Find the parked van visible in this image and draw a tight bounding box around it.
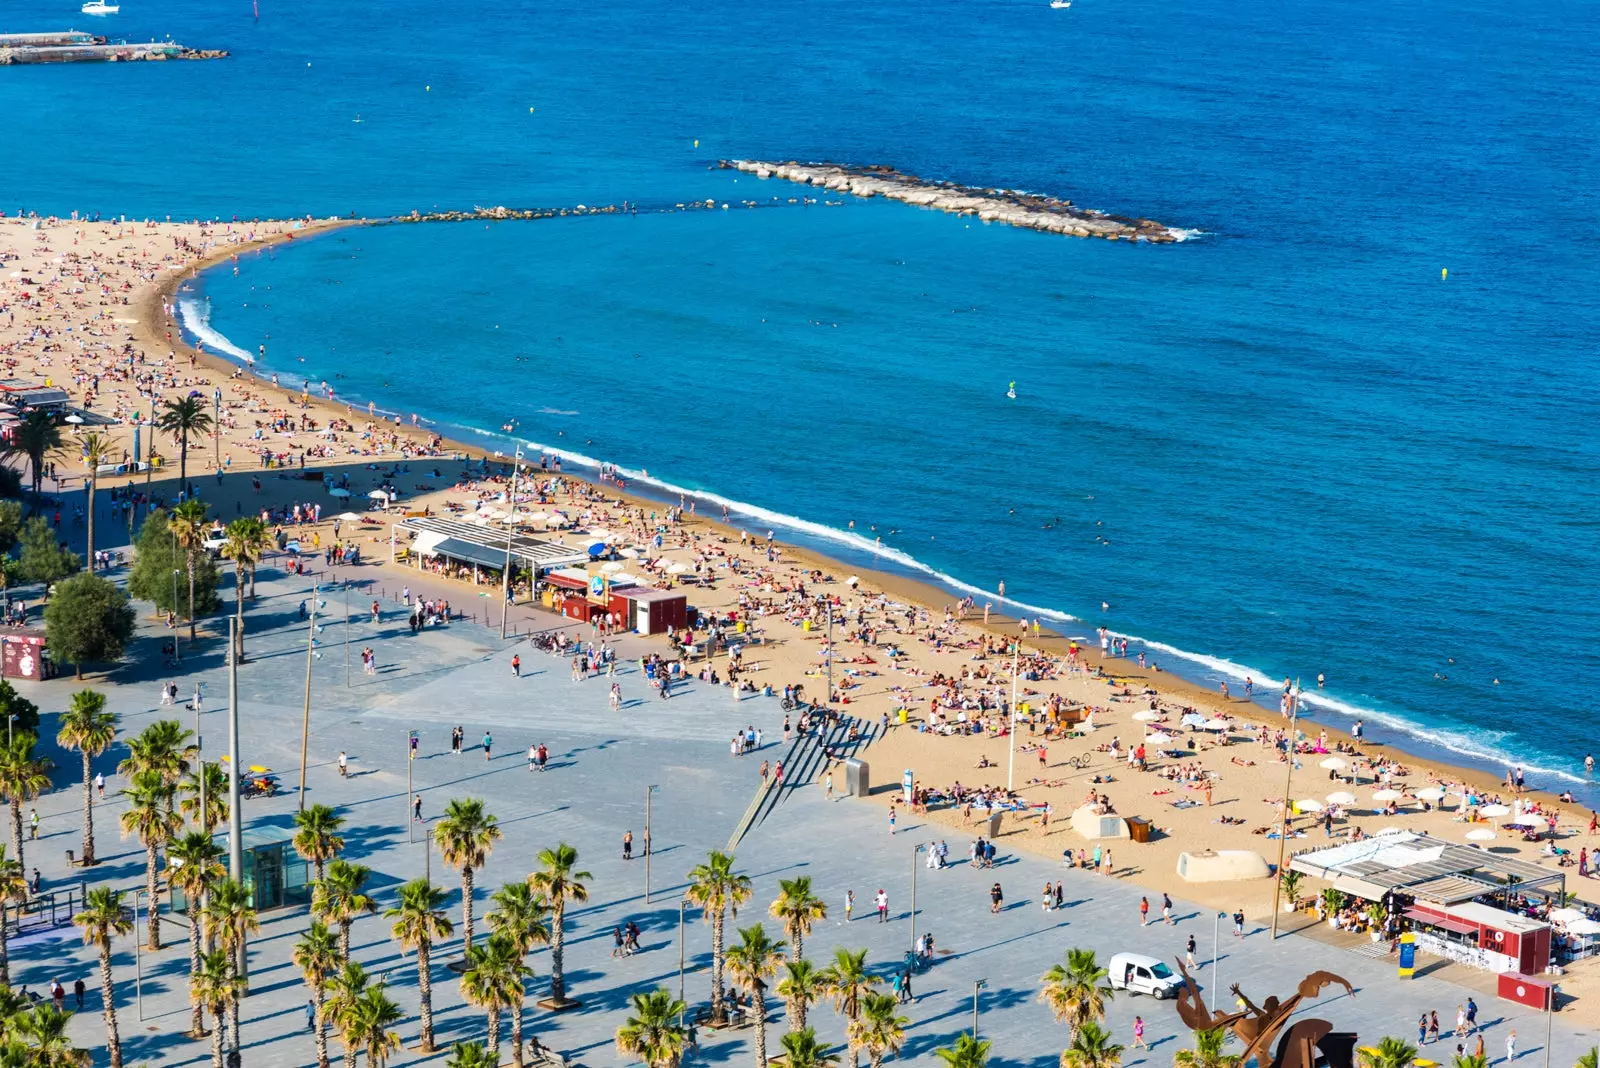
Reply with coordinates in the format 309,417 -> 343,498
1107,952 -> 1183,999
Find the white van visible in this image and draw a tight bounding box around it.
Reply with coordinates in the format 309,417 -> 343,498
1107,953 -> 1184,999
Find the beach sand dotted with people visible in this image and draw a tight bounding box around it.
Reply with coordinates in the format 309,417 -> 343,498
4,212 -> 1597,1004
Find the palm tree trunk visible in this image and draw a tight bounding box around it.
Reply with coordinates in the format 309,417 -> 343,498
179,434 -> 189,496
550,899 -> 566,1003
0,902 -> 9,987
101,947 -> 123,1068
188,911 -> 205,1036
461,865 -> 475,953
313,982 -> 331,1068
187,555 -> 197,642
417,939 -> 435,1053
81,749 -> 97,865
248,563 -> 257,600
339,918 -> 351,961
146,841 -> 161,950
792,927 -> 803,962
229,986 -> 242,1055
343,1038 -> 357,1068
710,910 -> 726,1024
752,993 -> 767,1068
511,993 -> 524,1067
233,564 -> 246,662
211,1011 -> 225,1068
10,798 -> 23,875
86,476 -> 97,571
486,1006 -> 502,1058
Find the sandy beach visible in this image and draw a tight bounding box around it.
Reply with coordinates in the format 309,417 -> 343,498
4,212 -> 1597,1002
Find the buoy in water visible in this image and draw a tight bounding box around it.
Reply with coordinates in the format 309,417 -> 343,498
1006,380 -> 1017,399
1441,268 -> 1448,280
694,139 -> 700,148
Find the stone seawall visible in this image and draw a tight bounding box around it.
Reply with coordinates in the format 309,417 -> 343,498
721,160 -> 1181,242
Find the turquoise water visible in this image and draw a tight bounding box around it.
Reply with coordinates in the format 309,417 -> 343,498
6,0 -> 1598,788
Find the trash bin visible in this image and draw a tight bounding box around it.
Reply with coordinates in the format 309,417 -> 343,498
1127,817 -> 1152,844
844,758 -> 869,798
987,811 -> 1004,838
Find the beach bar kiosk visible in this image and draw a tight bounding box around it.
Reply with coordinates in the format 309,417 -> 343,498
618,588 -> 688,635
172,829 -> 310,914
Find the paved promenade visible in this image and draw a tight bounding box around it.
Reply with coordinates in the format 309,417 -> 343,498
12,549 -> 1597,1068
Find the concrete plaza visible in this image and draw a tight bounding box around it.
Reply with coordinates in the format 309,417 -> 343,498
12,550 -> 1597,1068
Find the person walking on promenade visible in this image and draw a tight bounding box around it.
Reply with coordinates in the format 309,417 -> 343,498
990,882 -> 1004,913
536,743 -> 548,772
1140,897 -> 1150,926
1505,1030 -> 1516,1063
1163,893 -> 1175,925
482,731 -> 493,760
1233,908 -> 1245,938
412,794 -> 423,823
512,654 -> 521,677
1186,934 -> 1197,969
1465,997 -> 1478,1033
338,751 -> 348,777
875,889 -> 888,923
623,831 -> 633,860
844,889 -> 854,923
1133,1017 -> 1148,1050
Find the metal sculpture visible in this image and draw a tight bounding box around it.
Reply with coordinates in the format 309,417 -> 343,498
1173,960 -> 1357,1068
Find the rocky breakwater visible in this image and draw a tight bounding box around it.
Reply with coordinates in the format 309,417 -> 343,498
722,160 -> 1181,242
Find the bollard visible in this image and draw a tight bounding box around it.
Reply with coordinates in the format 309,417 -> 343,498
65,849 -> 74,866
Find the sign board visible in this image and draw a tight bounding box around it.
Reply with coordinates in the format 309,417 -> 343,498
1,635 -> 45,680
902,768 -> 914,804
1398,932 -> 1416,979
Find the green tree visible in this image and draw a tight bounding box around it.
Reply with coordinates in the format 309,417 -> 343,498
1040,948 -> 1115,1038
848,993 -> 907,1068
0,844 -> 25,987
935,1035 -> 991,1068
726,923 -> 786,1068
460,933 -> 528,1061
346,983 -> 404,1068
119,769 -> 180,950
44,573 -> 136,677
327,961 -> 373,1068
179,761 -> 229,833
167,830 -> 224,1037
54,688 -> 118,865
1575,1050 -> 1598,1068
7,409 -> 61,498
0,732 -> 53,872
0,681 -> 40,737
313,858 -> 377,959
686,849 -> 752,1025
294,921 -> 342,1068
528,841 -> 588,1005
615,988 -> 689,1068
220,517 -> 269,660
487,881 -> 550,1066
0,501 -> 22,553
1062,1021 -> 1124,1068
192,947 -> 241,1068
779,957 -> 825,1032
779,1028 -> 842,1068
822,948 -> 881,1068
168,498 -> 210,642
204,878 -> 258,1053
436,797 -> 502,955
386,879 -> 454,1054
155,395 -> 213,495
1451,1056 -> 1489,1068
1174,1028 -> 1243,1068
446,1041 -> 498,1068
293,803 -> 347,887
73,886 -> 132,1068
79,432 -> 114,572
770,875 -> 828,961
14,1002 -> 88,1066
126,507 -> 222,619
1359,1037 -> 1419,1068
16,515 -> 81,589
118,719 -> 195,798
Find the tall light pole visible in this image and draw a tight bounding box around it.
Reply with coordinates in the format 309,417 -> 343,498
645,784 -> 658,903
344,582 -> 351,688
677,898 -> 689,1026
226,618 -> 243,885
296,587 -> 320,811
1211,911 -> 1225,1013
1269,679 -> 1301,940
500,446 -> 521,638
825,598 -> 834,708
407,730 -> 417,843
1007,640 -> 1021,791
909,842 -> 923,956
212,386 -> 221,476
171,567 -> 181,657
972,979 -> 986,1038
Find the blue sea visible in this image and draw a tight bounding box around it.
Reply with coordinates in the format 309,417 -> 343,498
5,0 -> 1598,791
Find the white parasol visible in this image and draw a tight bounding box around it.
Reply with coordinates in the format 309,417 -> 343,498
666,562 -> 688,575
1371,789 -> 1403,802
1568,918 -> 1600,936
1549,907 -> 1587,924
1145,731 -> 1174,744
1507,814 -> 1548,830
601,561 -> 624,573
1326,791 -> 1357,806
1202,719 -> 1231,731
1414,787 -> 1447,801
367,489 -> 393,500
1296,798 -> 1325,812
1132,710 -> 1162,722
335,512 -> 365,521
1319,756 -> 1347,770
1375,826 -> 1406,836
1464,829 -> 1496,842
1478,804 -> 1511,817
328,487 -> 352,498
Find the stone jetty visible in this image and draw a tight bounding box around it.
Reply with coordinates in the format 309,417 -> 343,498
721,159 -> 1181,242
0,36 -> 227,64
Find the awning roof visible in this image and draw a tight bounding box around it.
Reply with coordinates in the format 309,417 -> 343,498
1404,908 -> 1480,937
1288,831 -> 1564,900
396,516 -> 587,570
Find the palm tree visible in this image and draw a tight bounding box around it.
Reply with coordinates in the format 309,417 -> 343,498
447,1041 -> 499,1068
1451,1056 -> 1489,1068
528,841 -> 589,1005
460,933 -> 528,1060
436,798 -> 502,954
848,993 -> 907,1068
1575,1050 -> 1599,1068
1040,948 -> 1115,1038
779,1028 -> 841,1068
488,881 -> 550,1066
167,830 -> 224,1036
9,409 -> 61,498
179,761 -> 229,832
935,1035 -> 992,1068
205,877 -> 258,1053
327,961 -> 373,1068
1360,1038 -> 1419,1068
74,886 -> 132,1068
168,498 -> 209,641
14,1002 -> 88,1067
0,731 -> 53,871
156,394 -> 213,495
294,921 -> 342,1068
293,803 -> 347,887
770,876 -> 827,961
1174,1029 -> 1242,1068
726,923 -> 786,1068
779,958 -> 825,1032
616,988 -> 689,1068
386,879 -> 454,1054
822,947 -> 881,1068
119,769 -> 179,950
685,849 -> 752,1025
192,948 -> 241,1068
0,844 -> 26,986
80,432 -> 114,571
220,517 -> 268,660
314,858 -> 377,959
54,688 -> 118,866
1062,1021 -> 1124,1068
348,983 -> 404,1068
118,718 -> 195,819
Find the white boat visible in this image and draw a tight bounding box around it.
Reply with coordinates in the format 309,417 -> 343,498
1050,1 -> 1071,7
81,1 -> 119,13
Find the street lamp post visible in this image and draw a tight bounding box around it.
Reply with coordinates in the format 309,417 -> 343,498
678,898 -> 689,1026
909,842 -> 924,956
1007,641 -> 1020,791
645,784 -> 658,903
344,583 -> 351,689
296,587 -> 320,811
171,568 -> 181,658
972,979 -> 986,1038
227,617 -> 243,886
825,598 -> 834,707
407,730 -> 418,844
1212,911 -> 1225,1013
1270,679 -> 1301,940
500,447 -> 521,639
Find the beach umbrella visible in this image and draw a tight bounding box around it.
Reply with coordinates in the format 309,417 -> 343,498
1296,798 -> 1325,812
1202,719 -> 1230,731
527,513 -> 549,522
1507,814 -> 1548,830
1465,829 -> 1496,842
1181,712 -> 1208,728
328,487 -> 351,498
64,414 -> 84,424
1569,918 -> 1600,936
1478,804 -> 1511,817
586,543 -> 607,557
587,529 -> 612,541
1375,827 -> 1405,836
335,512 -> 364,521
1371,789 -> 1402,802
1132,710 -> 1162,722
666,562 -> 688,575
601,561 -> 624,573
1550,907 -> 1587,924
1319,756 -> 1347,770
1326,791 -> 1357,806
367,489 -> 392,500
1145,731 -> 1174,744
1415,787 -> 1447,801
619,548 -> 638,559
